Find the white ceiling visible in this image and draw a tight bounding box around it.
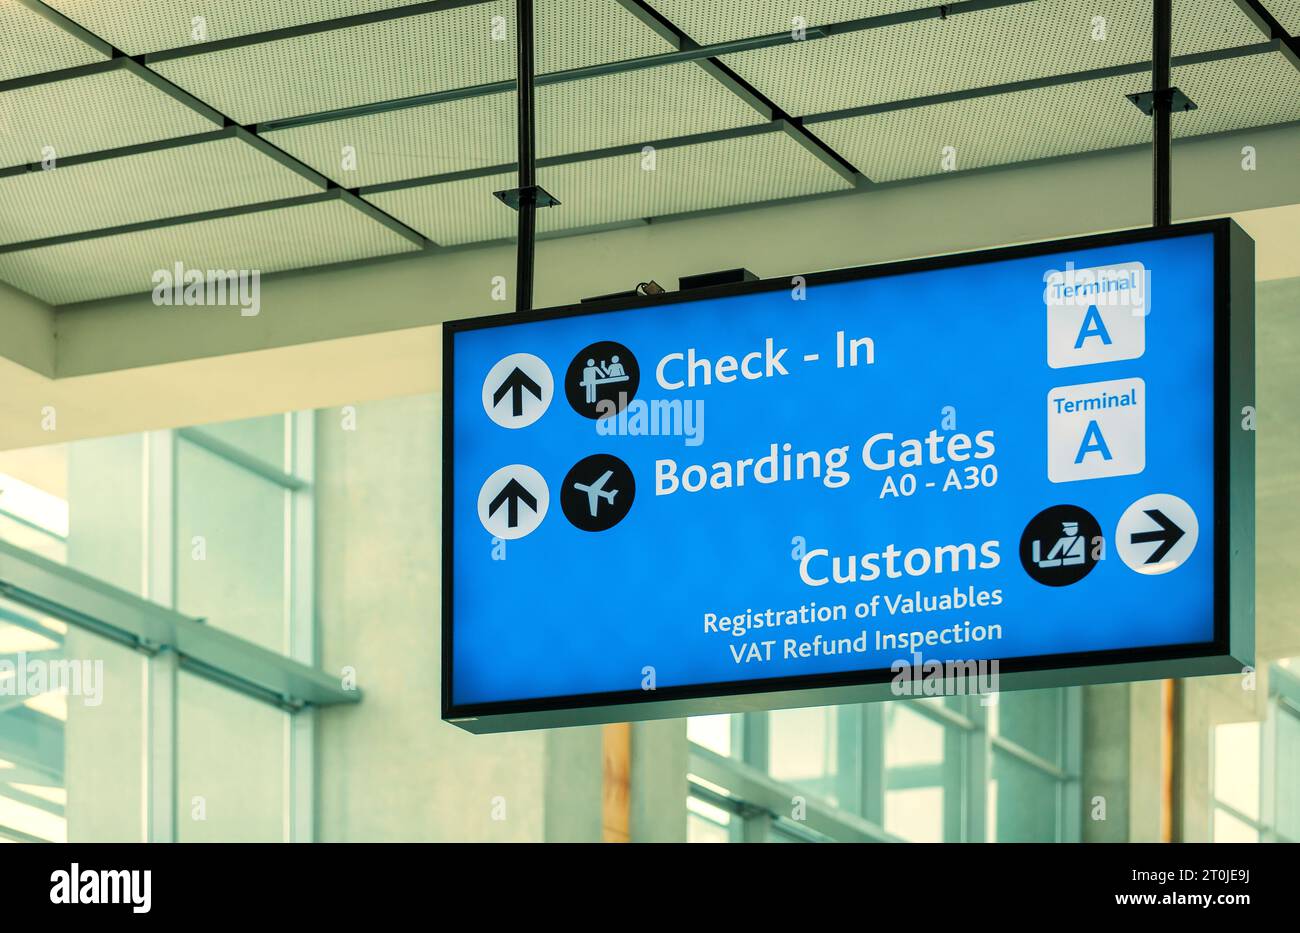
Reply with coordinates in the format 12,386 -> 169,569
0,0 -> 1297,306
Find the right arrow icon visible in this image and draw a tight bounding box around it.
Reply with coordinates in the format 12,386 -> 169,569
1116,493 -> 1198,575
1128,508 -> 1184,563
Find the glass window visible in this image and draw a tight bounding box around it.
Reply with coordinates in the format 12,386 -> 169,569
687,714 -> 734,758
686,795 -> 731,843
1213,808 -> 1259,843
177,673 -> 287,842
2,412 -> 317,843
884,704 -> 949,842
990,689 -> 1062,765
1213,721 -> 1260,822
769,707 -> 839,804
1275,705 -> 1300,841
687,689 -> 1079,843
990,749 -> 1059,841
188,416 -> 286,467
176,439 -> 288,654
0,446 -> 67,565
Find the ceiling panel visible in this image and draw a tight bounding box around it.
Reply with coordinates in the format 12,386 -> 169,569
264,62 -> 766,187
0,65 -> 216,166
149,0 -> 673,126
0,198 -> 420,305
645,1 -> 930,45
44,0 -> 421,55
1260,0 -> 1300,33
812,73 -> 1151,183
721,0 -> 1266,118
1171,49 -> 1300,136
0,135 -> 321,246
811,49 -> 1300,183
266,93 -> 516,188
366,127 -> 854,245
0,0 -> 108,81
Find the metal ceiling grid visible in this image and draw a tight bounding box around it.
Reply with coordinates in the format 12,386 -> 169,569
148,3 -> 514,126
43,0 -> 423,55
811,48 -> 1300,183
720,0 -> 1267,119
1172,49 -> 1300,135
813,71 -> 1152,182
265,92 -> 517,189
1261,0 -> 1300,33
367,168 -> 517,245
148,0 -> 674,127
264,61 -> 766,188
0,197 -> 421,305
365,126 -> 855,245
643,0 -> 932,45
0,65 -> 217,167
0,134 -> 322,246
0,0 -> 107,80
537,61 -> 768,161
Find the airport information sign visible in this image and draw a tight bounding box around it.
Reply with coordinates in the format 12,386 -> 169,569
444,221 -> 1253,733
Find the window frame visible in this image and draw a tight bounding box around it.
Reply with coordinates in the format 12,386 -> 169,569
687,687 -> 1082,843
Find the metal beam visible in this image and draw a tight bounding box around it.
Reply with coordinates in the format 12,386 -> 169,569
804,41 -> 1278,124
358,121 -> 786,195
143,0 -> 495,63
1233,0 -> 1300,66
354,40 -> 1276,199
0,538 -> 360,709
0,191 -> 340,255
2,37 -> 1279,255
689,745 -> 903,843
3,0 -> 1290,266
244,5 -> 1283,165
176,428 -> 306,491
16,0 -> 432,250
0,127 -> 234,179
515,0 -> 539,313
1153,0 -> 1173,226
610,0 -> 865,184
240,0 -> 1046,134
0,56 -> 119,94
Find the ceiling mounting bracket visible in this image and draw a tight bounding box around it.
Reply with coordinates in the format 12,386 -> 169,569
1126,87 -> 1197,116
493,184 -> 561,211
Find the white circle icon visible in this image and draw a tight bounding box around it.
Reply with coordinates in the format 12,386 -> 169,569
477,464 -> 548,540
1115,493 -> 1198,575
482,353 -> 552,428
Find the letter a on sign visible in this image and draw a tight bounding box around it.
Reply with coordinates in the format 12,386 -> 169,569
1074,306 -> 1113,348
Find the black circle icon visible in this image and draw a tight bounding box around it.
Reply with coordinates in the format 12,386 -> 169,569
561,454 -> 635,532
565,341 -> 639,419
1019,504 -> 1102,587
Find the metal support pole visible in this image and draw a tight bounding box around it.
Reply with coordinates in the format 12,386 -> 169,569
515,0 -> 538,313
1152,0 -> 1172,227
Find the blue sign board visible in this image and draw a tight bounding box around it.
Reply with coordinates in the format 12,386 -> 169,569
444,221 -> 1253,733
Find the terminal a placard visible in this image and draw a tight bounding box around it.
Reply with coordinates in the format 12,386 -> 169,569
443,220 -> 1254,733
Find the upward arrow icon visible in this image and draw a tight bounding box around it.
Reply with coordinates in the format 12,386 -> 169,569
488,478 -> 538,528
492,367 -> 543,417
